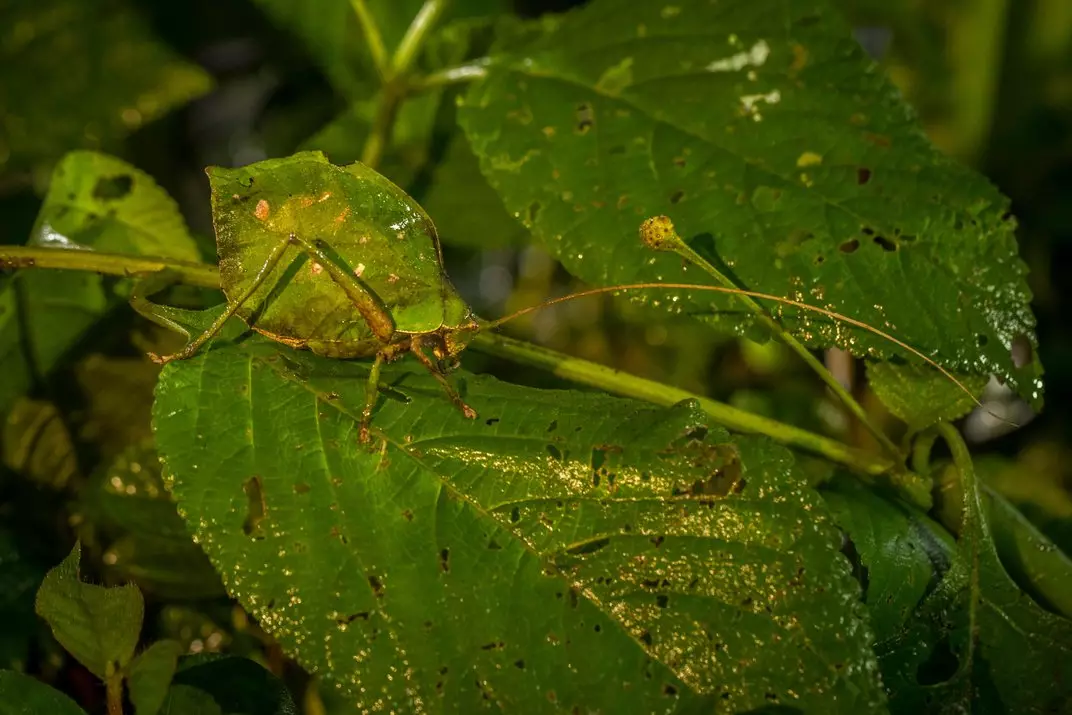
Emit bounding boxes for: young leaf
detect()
[34,543,145,679]
[458,0,1043,409]
[128,639,184,715]
[0,0,211,174]
[153,327,887,713]
[0,670,87,715]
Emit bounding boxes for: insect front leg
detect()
[148,233,294,364]
[409,335,478,421]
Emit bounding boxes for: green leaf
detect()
[821,476,952,643]
[0,670,87,715]
[167,655,298,715]
[153,326,886,712]
[420,133,528,249]
[0,0,211,176]
[2,399,79,490]
[0,151,198,415]
[458,0,1044,409]
[158,685,223,715]
[81,441,223,600]
[867,362,988,430]
[34,542,144,679]
[128,640,184,715]
[876,460,1072,713]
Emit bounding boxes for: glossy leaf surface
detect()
[153,313,885,713]
[459,0,1043,407]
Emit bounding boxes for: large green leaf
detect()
[152,318,886,713]
[458,0,1043,409]
[0,0,211,176]
[34,543,145,679]
[0,670,87,715]
[165,655,298,715]
[0,151,200,415]
[128,640,184,715]
[836,465,1072,713]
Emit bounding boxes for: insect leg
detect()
[149,233,294,364]
[359,351,386,445]
[288,235,395,344]
[409,336,477,420]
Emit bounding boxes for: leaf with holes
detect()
[152,315,886,713]
[458,0,1043,411]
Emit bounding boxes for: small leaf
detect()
[158,684,223,715]
[128,640,184,715]
[0,670,87,715]
[153,324,887,712]
[867,362,988,430]
[34,543,144,679]
[0,0,211,174]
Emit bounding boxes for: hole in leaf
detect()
[976,334,989,347]
[293,482,310,494]
[514,659,525,669]
[367,574,385,598]
[873,235,897,251]
[242,475,266,538]
[839,239,859,254]
[92,174,133,200]
[857,167,872,185]
[917,636,959,685]
[656,594,669,608]
[639,631,653,646]
[1011,333,1033,368]
[669,189,685,204]
[402,509,414,521]
[575,103,595,134]
[439,548,450,573]
[487,539,502,550]
[662,684,678,696]
[510,506,521,523]
[547,420,558,433]
[485,417,500,426]
[547,444,563,461]
[566,537,610,555]
[336,612,369,625]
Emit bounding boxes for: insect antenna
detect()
[485,281,1019,428]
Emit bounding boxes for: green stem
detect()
[105,671,123,715]
[359,0,450,169]
[672,240,904,461]
[350,0,389,80]
[0,246,220,289]
[473,331,895,477]
[936,422,982,670]
[391,0,450,77]
[1,245,899,480]
[411,58,491,90]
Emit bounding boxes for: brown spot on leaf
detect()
[254,200,270,221]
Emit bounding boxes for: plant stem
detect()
[105,672,123,715]
[0,246,220,289]
[350,0,389,80]
[359,0,450,169]
[391,0,450,77]
[0,245,898,479]
[411,58,491,90]
[672,240,904,461]
[473,331,895,477]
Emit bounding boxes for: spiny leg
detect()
[150,233,294,364]
[410,336,477,420]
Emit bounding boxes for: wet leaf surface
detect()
[153,315,886,713]
[459,0,1043,409]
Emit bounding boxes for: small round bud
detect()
[639,215,683,252]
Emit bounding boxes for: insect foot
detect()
[639,215,686,252]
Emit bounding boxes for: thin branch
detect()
[350,0,389,80]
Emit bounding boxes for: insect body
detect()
[151,151,480,441]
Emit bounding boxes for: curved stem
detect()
[472,331,895,477]
[391,0,450,77]
[411,58,490,90]
[672,240,904,461]
[350,0,389,80]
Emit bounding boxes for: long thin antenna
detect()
[486,280,1001,421]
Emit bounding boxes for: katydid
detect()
[145,151,991,443]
